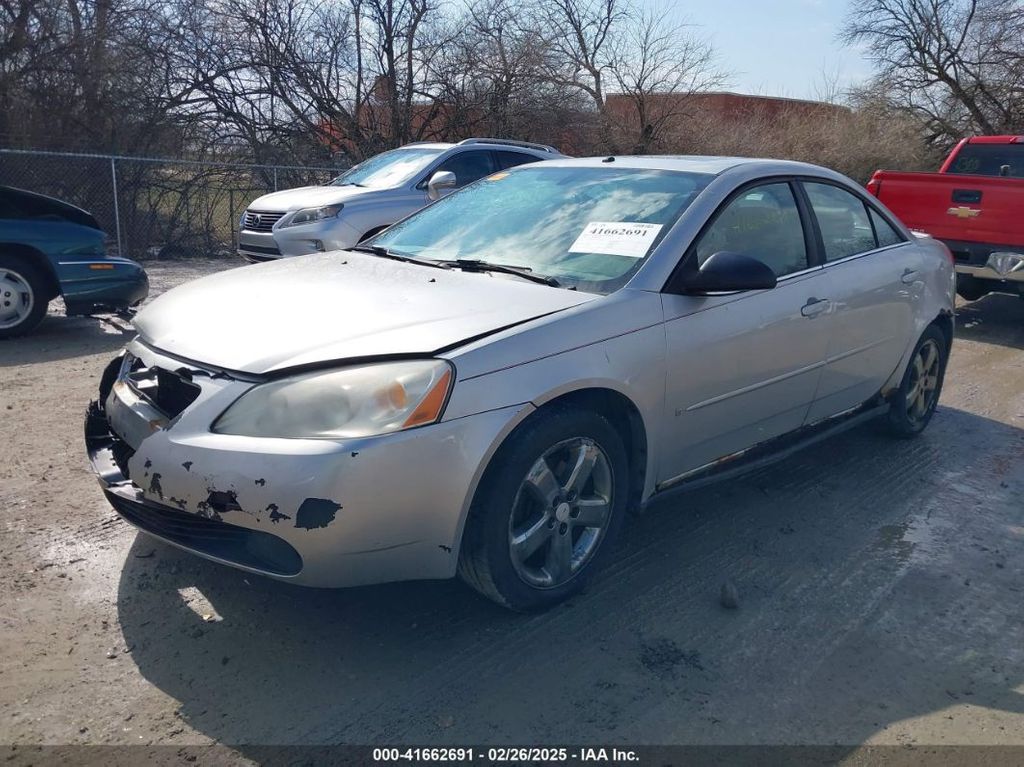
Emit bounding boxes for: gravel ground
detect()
[1,259,1022,758]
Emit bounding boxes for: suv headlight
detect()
[282,204,343,227]
[212,360,453,439]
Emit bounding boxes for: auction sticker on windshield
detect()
[569,221,663,258]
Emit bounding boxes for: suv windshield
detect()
[331,147,445,189]
[947,143,1024,177]
[370,165,711,293]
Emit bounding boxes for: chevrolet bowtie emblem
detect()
[947,206,981,219]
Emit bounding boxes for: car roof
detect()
[534,155,834,176]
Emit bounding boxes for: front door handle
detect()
[801,297,830,318]
[901,268,919,284]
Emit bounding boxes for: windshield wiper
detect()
[440,259,560,287]
[350,244,451,270]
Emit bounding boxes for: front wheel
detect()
[458,407,629,611]
[883,325,949,438]
[0,257,49,339]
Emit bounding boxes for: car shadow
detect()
[956,292,1024,351]
[0,309,133,366]
[117,406,1024,750]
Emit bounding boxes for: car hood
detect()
[134,252,597,375]
[246,185,378,211]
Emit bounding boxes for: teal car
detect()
[0,185,148,338]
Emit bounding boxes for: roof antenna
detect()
[602,156,615,163]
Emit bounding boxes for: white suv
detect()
[238,138,561,262]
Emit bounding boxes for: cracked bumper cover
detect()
[84,344,531,587]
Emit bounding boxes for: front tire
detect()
[458,407,629,611]
[883,325,948,438]
[0,257,49,339]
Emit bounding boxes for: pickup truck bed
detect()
[868,136,1024,300]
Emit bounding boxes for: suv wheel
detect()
[458,407,629,611]
[0,257,49,338]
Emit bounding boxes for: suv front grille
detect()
[242,210,285,232]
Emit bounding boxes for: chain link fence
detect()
[0,149,347,260]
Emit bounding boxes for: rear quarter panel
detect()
[881,235,956,393]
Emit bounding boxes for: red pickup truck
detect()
[867,135,1024,301]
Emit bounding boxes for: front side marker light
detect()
[403,368,452,428]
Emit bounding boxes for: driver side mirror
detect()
[427,170,457,201]
[669,251,778,294]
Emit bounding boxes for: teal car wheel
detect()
[0,257,48,338]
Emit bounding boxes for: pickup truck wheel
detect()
[884,325,948,438]
[956,285,987,301]
[0,257,49,339]
[458,407,629,611]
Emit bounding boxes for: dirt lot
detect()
[1,260,1022,757]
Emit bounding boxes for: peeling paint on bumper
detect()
[85,342,532,588]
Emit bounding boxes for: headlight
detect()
[212,360,453,439]
[282,204,343,227]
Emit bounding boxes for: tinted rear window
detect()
[947,143,1024,178]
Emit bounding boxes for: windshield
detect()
[370,165,711,293]
[947,143,1024,177]
[331,147,445,189]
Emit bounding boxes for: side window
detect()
[804,182,877,261]
[695,182,808,277]
[869,207,904,248]
[435,151,496,188]
[495,151,537,170]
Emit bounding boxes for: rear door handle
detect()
[801,298,830,318]
[901,268,919,284]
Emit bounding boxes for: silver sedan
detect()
[86,156,956,610]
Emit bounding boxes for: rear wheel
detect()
[0,257,49,339]
[458,407,629,611]
[883,325,948,438]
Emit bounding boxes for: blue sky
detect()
[643,0,875,101]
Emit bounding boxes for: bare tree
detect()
[540,0,627,149]
[607,9,725,153]
[541,0,725,153]
[427,0,588,141]
[842,0,1024,145]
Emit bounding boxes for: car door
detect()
[800,180,923,423]
[658,180,834,484]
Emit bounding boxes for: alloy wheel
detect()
[508,437,614,589]
[906,338,941,424]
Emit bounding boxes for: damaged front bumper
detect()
[85,342,531,587]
